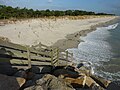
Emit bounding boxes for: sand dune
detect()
[0,16,117,46]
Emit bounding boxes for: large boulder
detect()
[36,74,74,90]
[26,72,36,80]
[0,62,18,76]
[91,75,111,88]
[26,66,40,74]
[77,62,94,76]
[64,75,86,88]
[0,74,25,90]
[53,68,79,78]
[40,65,52,74]
[85,76,104,90]
[85,76,99,87]
[78,66,91,76]
[24,80,35,88]
[14,69,27,78]
[90,83,105,90]
[16,77,26,87]
[24,85,44,90]
[24,74,44,88]
[26,66,52,74]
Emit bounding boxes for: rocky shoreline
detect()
[0,16,120,90]
[1,62,119,90]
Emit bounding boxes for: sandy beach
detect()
[0,16,118,50]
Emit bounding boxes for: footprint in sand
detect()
[33,31,39,38]
[18,32,21,38]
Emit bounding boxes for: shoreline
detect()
[0,16,119,50]
[0,16,120,90]
[52,16,120,51]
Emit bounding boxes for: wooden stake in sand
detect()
[26,46,31,68]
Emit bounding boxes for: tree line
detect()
[0,5,115,19]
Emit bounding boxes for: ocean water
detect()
[68,21,120,81]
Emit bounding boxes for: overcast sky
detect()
[0,0,120,15]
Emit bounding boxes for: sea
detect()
[68,19,120,81]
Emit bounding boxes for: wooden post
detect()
[66,51,68,65]
[26,46,31,68]
[71,53,73,61]
[51,48,54,66]
[57,48,59,66]
[39,42,41,49]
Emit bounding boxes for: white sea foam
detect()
[102,23,119,30]
[68,23,119,75]
[96,70,120,81]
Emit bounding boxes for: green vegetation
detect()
[0,5,115,19]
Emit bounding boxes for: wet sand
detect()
[53,16,119,51]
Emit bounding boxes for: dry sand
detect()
[0,16,117,49]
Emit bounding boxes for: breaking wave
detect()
[68,23,119,75]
